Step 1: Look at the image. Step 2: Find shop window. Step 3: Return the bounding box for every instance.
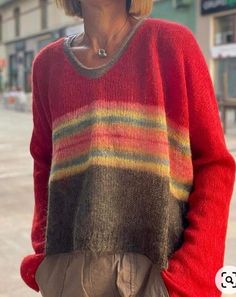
[9,54,18,88]
[0,15,2,42]
[214,58,236,99]
[14,7,20,37]
[214,14,236,45]
[24,51,34,92]
[40,0,48,30]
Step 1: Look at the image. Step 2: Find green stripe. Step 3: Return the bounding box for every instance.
[53,116,191,156]
[171,179,193,192]
[168,137,191,155]
[53,115,166,141]
[51,148,169,173]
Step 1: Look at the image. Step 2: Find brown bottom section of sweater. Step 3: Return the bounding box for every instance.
[35,250,170,297]
[45,165,189,268]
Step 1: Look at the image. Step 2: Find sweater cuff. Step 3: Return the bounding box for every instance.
[20,253,45,292]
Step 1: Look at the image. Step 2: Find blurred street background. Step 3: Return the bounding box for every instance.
[0,0,236,296]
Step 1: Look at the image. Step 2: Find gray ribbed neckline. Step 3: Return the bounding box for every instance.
[63,16,148,79]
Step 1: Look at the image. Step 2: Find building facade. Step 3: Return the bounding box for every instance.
[152,0,196,32]
[0,0,84,92]
[2,0,234,100]
[196,0,236,99]
[0,0,199,93]
[152,0,236,100]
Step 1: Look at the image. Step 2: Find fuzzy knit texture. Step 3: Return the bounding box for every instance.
[20,16,236,297]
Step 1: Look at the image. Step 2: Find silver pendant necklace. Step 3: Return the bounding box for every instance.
[83,15,130,58]
[97,48,108,58]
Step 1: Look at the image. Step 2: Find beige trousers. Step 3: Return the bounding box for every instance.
[35,250,170,297]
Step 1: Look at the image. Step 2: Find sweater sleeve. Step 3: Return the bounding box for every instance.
[160,27,236,297]
[20,57,52,292]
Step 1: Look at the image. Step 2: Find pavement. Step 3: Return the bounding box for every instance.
[0,106,235,297]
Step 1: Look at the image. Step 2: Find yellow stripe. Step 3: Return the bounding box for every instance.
[52,143,169,167]
[170,182,191,201]
[53,109,191,154]
[53,108,167,134]
[49,156,170,183]
[168,125,190,149]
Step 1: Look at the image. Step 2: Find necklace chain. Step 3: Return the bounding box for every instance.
[82,15,131,58]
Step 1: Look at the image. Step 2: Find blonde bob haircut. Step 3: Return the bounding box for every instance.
[55,0,153,19]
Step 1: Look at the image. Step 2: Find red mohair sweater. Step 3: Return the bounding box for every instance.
[20,17,236,297]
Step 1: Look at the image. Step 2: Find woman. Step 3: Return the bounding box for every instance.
[20,0,236,297]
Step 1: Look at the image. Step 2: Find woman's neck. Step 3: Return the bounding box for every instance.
[80,1,134,49]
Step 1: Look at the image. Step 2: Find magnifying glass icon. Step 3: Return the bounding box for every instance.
[225,276,234,285]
